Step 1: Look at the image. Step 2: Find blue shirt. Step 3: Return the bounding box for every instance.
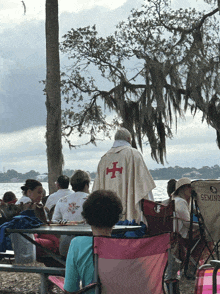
[64,236,94,293]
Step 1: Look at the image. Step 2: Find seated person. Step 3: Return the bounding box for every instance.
[64,190,123,294]
[161,179,176,206]
[0,191,18,224]
[11,179,44,264]
[16,179,44,205]
[168,178,201,280]
[52,170,90,257]
[172,177,199,238]
[45,175,73,220]
[2,191,17,204]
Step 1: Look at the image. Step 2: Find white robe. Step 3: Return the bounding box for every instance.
[92,144,156,221]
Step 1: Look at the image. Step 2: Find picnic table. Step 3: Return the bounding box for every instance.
[2,224,141,294]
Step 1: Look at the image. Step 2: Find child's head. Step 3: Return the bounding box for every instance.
[82,190,123,228]
[3,191,17,204]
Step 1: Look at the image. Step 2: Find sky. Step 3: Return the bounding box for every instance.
[0,0,219,174]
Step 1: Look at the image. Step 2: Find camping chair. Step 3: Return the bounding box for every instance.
[141,198,205,280]
[48,233,170,294]
[194,260,220,294]
[141,199,175,236]
[189,180,220,265]
[189,180,220,293]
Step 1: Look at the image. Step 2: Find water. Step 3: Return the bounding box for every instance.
[0,180,169,202]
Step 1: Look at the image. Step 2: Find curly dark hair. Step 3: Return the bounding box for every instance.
[82,190,123,228]
[21,179,42,195]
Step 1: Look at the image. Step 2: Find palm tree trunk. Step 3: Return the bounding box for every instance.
[45,0,63,194]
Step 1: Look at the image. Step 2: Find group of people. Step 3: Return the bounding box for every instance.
[0,127,199,293]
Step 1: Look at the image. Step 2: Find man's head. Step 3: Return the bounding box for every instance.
[70,170,90,192]
[56,175,69,189]
[82,190,123,228]
[114,127,132,144]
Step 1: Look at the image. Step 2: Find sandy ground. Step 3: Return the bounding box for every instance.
[0,260,196,294]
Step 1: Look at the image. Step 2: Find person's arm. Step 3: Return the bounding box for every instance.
[175,199,190,222]
[175,199,199,231]
[64,240,80,293]
[52,201,62,222]
[44,196,51,211]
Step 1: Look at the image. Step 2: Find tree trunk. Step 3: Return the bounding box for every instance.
[45,0,63,194]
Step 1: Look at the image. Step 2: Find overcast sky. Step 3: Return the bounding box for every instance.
[0,0,219,174]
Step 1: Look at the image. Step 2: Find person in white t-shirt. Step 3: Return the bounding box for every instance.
[52,170,91,257]
[44,175,73,219]
[173,177,199,238]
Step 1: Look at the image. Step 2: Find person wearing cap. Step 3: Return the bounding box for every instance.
[173,177,199,238]
[164,178,199,284]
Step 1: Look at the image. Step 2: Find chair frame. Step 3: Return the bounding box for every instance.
[49,234,170,294]
[184,190,217,279]
[141,197,209,281]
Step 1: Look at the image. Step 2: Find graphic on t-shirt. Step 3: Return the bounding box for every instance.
[67,202,80,214]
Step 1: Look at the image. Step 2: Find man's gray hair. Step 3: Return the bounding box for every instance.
[114,127,132,143]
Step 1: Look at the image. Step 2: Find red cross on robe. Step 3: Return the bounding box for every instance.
[106,162,123,179]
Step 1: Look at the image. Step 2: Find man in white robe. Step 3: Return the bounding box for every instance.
[92,127,156,221]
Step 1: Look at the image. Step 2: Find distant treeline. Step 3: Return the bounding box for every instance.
[0,165,219,183]
[0,169,97,183]
[149,165,220,180]
[0,170,46,183]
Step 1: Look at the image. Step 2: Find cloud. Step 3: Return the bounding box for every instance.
[0,0,219,174]
[0,112,219,175]
[0,0,140,27]
[143,111,219,170]
[0,0,144,133]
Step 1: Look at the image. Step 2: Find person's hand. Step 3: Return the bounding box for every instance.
[59,219,68,225]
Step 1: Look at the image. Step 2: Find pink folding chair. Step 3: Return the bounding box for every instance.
[194,262,220,294]
[49,233,170,293]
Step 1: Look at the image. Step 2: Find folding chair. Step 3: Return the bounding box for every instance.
[141,199,175,236]
[141,198,206,282]
[190,180,220,263]
[194,260,220,294]
[189,180,220,293]
[49,233,170,293]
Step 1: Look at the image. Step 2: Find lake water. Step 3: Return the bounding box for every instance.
[0,180,169,202]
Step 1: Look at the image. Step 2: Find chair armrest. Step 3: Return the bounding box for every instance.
[210,260,220,294]
[210,260,220,268]
[75,282,98,294]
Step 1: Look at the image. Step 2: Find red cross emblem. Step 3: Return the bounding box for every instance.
[106,162,123,179]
